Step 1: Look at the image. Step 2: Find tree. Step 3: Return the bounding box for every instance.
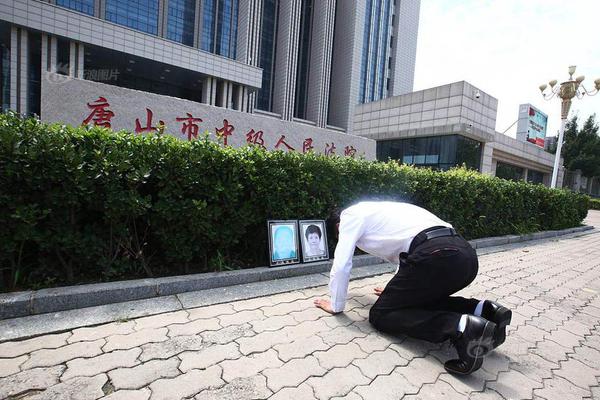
[560,115,600,178]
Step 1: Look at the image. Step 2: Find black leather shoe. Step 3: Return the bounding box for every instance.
[444,315,496,375]
[482,300,512,348]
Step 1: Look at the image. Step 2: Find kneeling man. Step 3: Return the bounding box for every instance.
[314,201,511,375]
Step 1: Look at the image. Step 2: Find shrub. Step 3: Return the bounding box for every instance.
[589,197,600,210]
[0,113,589,291]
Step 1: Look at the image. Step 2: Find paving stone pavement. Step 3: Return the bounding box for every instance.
[1,212,599,399]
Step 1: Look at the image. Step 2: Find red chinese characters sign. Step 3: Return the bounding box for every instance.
[246,129,266,149]
[215,119,234,146]
[79,96,363,157]
[135,108,165,134]
[82,97,114,128]
[176,113,203,140]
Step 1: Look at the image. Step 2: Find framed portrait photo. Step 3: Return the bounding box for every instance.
[299,220,329,263]
[268,220,300,267]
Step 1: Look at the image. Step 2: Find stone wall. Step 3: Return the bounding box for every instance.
[41,72,376,159]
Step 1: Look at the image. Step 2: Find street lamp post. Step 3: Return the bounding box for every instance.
[539,66,600,188]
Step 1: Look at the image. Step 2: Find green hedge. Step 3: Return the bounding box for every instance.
[590,198,600,210]
[0,113,589,291]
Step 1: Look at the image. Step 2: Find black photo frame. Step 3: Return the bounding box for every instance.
[268,220,300,267]
[299,220,329,263]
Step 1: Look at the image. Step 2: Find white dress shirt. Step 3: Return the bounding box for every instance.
[329,201,452,313]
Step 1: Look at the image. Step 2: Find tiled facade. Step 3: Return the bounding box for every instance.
[0,0,421,136]
[328,0,420,133]
[353,81,564,187]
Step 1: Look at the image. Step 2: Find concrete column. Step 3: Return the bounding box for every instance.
[217,80,227,107]
[237,0,262,112]
[236,85,244,111]
[158,0,168,37]
[248,90,255,113]
[202,77,219,106]
[237,0,262,66]
[41,33,49,73]
[69,42,77,77]
[272,0,301,120]
[9,26,18,111]
[306,0,335,128]
[240,87,246,112]
[95,0,104,18]
[227,82,233,109]
[49,36,58,73]
[211,80,217,105]
[202,77,214,105]
[522,168,529,182]
[77,43,85,79]
[479,142,494,175]
[193,0,202,48]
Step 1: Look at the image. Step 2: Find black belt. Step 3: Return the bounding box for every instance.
[400,226,457,264]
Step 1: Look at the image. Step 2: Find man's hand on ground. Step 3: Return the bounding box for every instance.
[374,287,384,296]
[314,298,340,314]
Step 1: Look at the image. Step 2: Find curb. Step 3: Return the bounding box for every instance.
[0,254,384,320]
[0,225,595,320]
[467,225,593,248]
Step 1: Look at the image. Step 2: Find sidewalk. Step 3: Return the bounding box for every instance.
[0,211,599,399]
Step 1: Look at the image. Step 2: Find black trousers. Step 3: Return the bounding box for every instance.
[369,235,480,343]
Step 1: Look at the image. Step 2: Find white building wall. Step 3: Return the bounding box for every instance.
[306,0,335,128]
[236,0,262,112]
[390,0,420,96]
[354,81,497,139]
[272,0,301,120]
[328,0,365,131]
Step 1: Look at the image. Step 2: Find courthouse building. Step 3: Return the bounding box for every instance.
[0,0,421,158]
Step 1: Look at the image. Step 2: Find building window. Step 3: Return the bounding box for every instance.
[456,135,482,171]
[359,0,372,104]
[57,38,70,75]
[359,0,393,103]
[201,0,239,59]
[56,0,95,16]
[256,0,278,112]
[376,0,391,99]
[201,0,215,52]
[377,135,482,171]
[294,0,313,120]
[496,162,524,182]
[27,32,42,116]
[106,0,159,35]
[83,44,203,103]
[527,169,544,184]
[167,0,196,46]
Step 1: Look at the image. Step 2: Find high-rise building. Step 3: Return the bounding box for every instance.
[0,0,420,148]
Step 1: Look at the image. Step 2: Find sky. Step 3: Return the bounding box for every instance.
[413,0,600,138]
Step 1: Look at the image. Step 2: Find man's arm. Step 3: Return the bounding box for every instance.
[315,212,364,314]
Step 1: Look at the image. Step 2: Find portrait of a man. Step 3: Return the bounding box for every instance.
[268,220,300,266]
[299,220,329,263]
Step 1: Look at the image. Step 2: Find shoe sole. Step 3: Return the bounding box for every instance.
[493,307,512,348]
[451,321,495,375]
